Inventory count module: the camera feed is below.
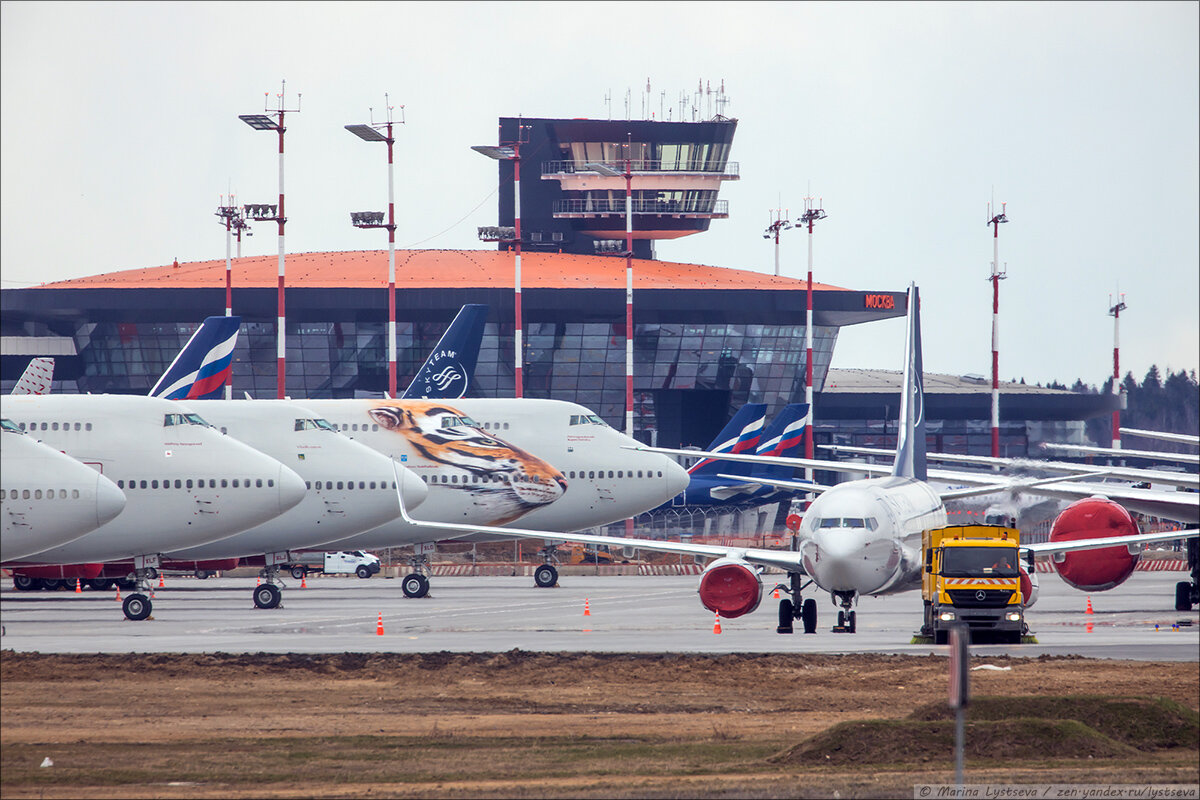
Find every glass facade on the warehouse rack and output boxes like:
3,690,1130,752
59,318,839,444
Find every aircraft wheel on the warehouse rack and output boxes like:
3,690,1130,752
776,598,794,634
123,593,152,621
253,583,282,609
837,610,845,628
533,564,558,588
117,578,137,590
1176,581,1194,612
801,598,818,634
12,575,38,591
290,566,307,580
145,568,158,580
847,610,857,633
401,573,430,598
356,565,372,579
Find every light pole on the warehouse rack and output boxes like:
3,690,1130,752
1109,293,1127,451
987,202,1009,458
799,198,826,500
473,121,530,398
347,98,404,397
240,81,299,399
763,207,792,276
214,196,247,400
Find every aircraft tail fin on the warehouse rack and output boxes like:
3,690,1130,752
687,403,768,476
752,403,810,478
402,304,488,399
149,316,241,400
11,357,54,395
891,284,927,481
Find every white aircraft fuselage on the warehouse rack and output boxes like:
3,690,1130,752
1,394,306,565
1,421,127,561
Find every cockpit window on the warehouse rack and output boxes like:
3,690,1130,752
816,517,879,531
295,418,338,432
440,415,481,429
165,413,212,428
0,418,22,434
569,414,608,427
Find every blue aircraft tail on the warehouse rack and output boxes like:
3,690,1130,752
148,316,241,400
402,304,488,399
891,284,927,481
687,403,768,476
751,403,810,480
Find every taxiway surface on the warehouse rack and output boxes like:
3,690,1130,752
1,572,1196,659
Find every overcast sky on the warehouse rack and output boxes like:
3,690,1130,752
2,1,1196,388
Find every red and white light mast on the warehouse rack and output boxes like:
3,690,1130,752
240,81,300,399
1109,292,1127,450
987,202,1008,458
473,120,531,398
214,195,247,399
347,97,405,397
799,197,827,485
764,206,792,277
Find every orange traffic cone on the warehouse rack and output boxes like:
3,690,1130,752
772,586,779,599
1085,596,1094,614
74,578,82,594
583,599,591,616
300,575,308,589
256,576,261,586
1086,621,1094,634
115,585,121,601
375,612,385,636
158,574,165,588
713,611,722,634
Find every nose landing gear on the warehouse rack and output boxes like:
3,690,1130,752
831,591,857,633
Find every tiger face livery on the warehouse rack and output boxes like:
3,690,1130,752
367,401,567,525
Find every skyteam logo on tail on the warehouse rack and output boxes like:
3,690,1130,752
417,350,469,399
149,316,240,400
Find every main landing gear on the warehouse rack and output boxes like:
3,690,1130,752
401,551,431,598
253,566,284,609
121,564,159,621
534,545,560,588
775,572,818,635
831,591,857,633
1176,538,1198,612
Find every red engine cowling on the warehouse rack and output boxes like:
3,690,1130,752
1020,566,1039,607
697,558,763,618
1048,497,1139,592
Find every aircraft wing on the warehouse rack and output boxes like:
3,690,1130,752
822,444,1199,490
715,474,835,494
624,444,894,477
1120,427,1200,447
1023,528,1198,557
996,481,1200,525
1039,442,1200,466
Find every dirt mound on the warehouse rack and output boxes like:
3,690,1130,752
909,695,1200,750
771,717,1138,766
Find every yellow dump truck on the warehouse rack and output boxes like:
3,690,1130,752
920,524,1026,644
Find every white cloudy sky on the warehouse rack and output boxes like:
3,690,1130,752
2,1,1196,388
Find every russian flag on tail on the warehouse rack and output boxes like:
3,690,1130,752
688,403,768,476
149,316,241,400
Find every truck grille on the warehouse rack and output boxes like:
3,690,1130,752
947,589,1014,608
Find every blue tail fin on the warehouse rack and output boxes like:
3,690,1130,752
891,284,927,480
752,403,810,479
688,403,768,476
402,304,488,399
149,316,240,400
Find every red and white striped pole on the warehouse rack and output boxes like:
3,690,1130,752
987,203,1008,458
275,109,288,399
386,120,397,398
800,199,826,500
512,141,523,399
223,195,234,400
1109,294,1127,450
624,146,634,437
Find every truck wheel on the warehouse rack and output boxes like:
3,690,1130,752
356,565,372,579
402,574,430,598
776,599,794,634
88,579,114,591
253,583,282,609
291,566,307,580
1177,581,1194,612
801,598,817,634
43,579,65,591
12,575,37,591
122,593,152,621
534,564,558,588
934,630,948,645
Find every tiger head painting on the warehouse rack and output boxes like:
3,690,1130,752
367,401,567,525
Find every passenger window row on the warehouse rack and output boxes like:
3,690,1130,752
303,480,397,490
565,469,662,480
16,421,93,432
116,478,277,490
1,488,83,500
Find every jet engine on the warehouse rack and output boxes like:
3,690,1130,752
1048,496,1139,592
1019,566,1039,607
697,557,763,618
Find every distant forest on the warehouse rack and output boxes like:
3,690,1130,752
1030,367,1199,448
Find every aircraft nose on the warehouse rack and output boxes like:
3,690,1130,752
94,474,127,528
398,466,429,511
664,458,690,497
276,464,307,514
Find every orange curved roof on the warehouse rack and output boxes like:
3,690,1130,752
39,249,846,292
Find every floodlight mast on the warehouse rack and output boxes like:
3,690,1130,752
214,195,247,399
1109,292,1128,451
799,196,826,508
347,98,405,397
764,206,791,277
472,121,530,398
240,80,300,399
987,202,1009,458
